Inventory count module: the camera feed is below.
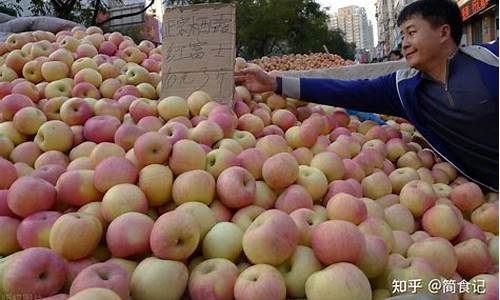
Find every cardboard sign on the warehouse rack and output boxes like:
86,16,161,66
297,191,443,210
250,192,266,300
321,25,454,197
161,3,236,104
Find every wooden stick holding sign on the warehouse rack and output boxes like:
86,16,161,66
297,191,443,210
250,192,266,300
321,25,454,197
161,3,236,105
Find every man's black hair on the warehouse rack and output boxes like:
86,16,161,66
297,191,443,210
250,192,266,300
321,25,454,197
397,0,463,45
389,49,403,58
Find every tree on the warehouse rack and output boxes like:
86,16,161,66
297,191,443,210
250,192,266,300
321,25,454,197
184,0,355,60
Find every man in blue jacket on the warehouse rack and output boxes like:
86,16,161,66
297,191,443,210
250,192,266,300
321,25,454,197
235,0,499,191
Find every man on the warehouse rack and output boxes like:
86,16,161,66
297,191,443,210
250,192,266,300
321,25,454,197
235,0,499,191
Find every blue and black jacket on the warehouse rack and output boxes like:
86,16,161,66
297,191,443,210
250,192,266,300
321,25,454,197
276,40,499,191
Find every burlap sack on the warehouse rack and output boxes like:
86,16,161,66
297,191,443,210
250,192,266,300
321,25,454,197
0,14,79,41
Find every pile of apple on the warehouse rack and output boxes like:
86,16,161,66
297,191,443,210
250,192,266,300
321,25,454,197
0,25,498,300
251,53,353,72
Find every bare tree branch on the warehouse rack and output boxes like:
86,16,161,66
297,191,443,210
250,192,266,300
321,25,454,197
96,0,155,26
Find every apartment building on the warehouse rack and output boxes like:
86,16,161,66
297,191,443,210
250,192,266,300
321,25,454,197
330,5,375,51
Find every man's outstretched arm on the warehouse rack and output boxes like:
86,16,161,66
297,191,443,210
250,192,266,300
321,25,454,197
277,73,407,118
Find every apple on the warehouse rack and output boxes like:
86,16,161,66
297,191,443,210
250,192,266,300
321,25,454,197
0,136,15,159
188,258,238,300
69,262,129,300
2,247,67,299
44,80,73,99
355,196,382,220
113,124,146,152
5,49,31,74
238,113,265,137
231,130,257,149
157,96,189,121
176,202,216,240
305,262,372,300
296,165,328,202
83,115,121,143
391,230,413,256
202,222,244,262
94,156,138,193
22,59,44,83
342,158,366,182
187,90,212,116
171,170,215,206
33,120,73,153
397,151,424,169
236,147,267,180
56,170,102,206
326,192,367,225
30,163,65,186
34,150,69,170
41,61,70,82
291,147,313,165
275,184,314,214
113,85,141,100
433,162,457,181
470,202,499,234
254,181,277,209
234,264,286,300
255,135,288,158
16,144,51,171
137,164,173,207
59,97,93,126
7,175,56,217
358,217,395,253
190,120,224,147
399,180,437,218
450,182,485,213
205,148,239,178
49,212,103,260
231,205,265,232
75,43,98,59
356,234,389,279
58,35,80,53
1,93,35,121
262,152,299,190
0,216,21,256
105,212,154,258
132,131,171,166
216,166,256,209
312,218,367,266
453,220,487,244
243,209,298,265
169,139,206,175
121,47,146,64
407,237,457,278
309,151,344,182
454,238,492,279
384,203,415,233
422,203,464,240
463,274,499,300
11,80,40,102
101,183,148,222
208,105,238,137
386,256,439,296
150,210,200,260
0,157,17,189
388,167,419,194
49,48,74,67
88,142,126,169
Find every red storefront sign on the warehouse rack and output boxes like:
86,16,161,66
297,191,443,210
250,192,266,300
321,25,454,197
460,0,490,21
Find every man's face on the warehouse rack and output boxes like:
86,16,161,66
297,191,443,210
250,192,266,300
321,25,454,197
400,15,446,70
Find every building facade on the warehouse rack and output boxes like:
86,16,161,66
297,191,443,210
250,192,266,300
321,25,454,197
458,0,498,45
330,5,375,51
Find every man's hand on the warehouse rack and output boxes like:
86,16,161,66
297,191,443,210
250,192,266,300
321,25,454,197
234,67,278,94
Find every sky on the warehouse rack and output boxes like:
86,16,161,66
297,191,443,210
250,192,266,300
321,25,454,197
315,0,379,45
